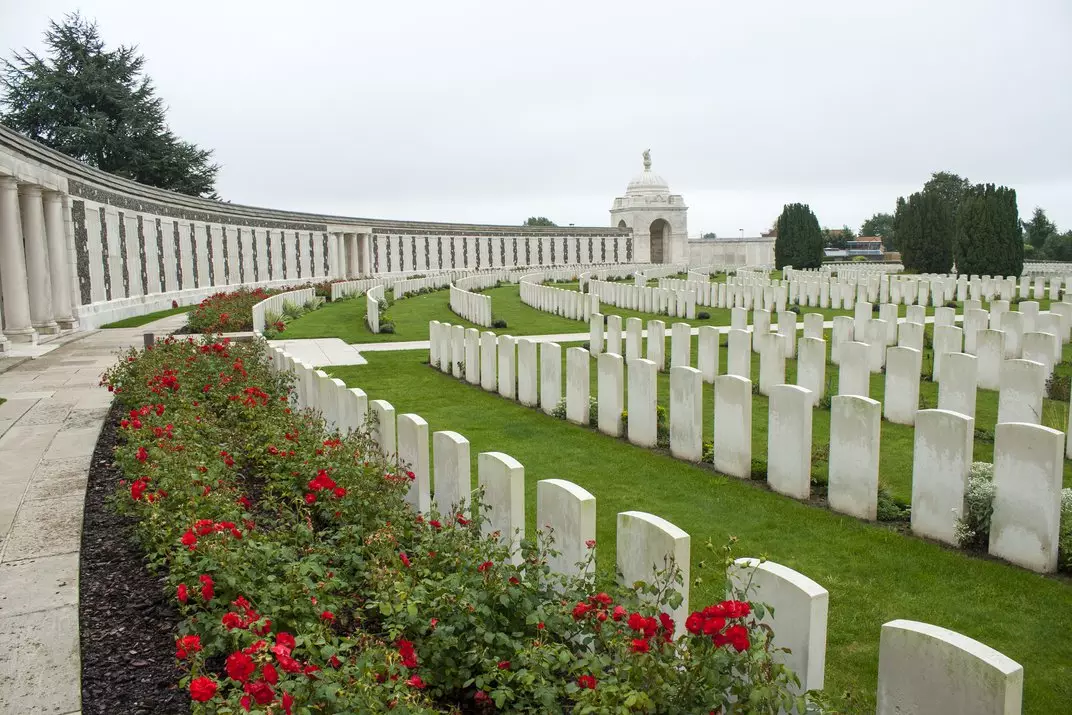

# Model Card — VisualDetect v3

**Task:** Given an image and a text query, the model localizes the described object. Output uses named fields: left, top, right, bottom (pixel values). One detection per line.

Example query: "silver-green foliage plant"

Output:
left=1060, top=488, right=1072, bottom=570
left=955, top=462, right=995, bottom=550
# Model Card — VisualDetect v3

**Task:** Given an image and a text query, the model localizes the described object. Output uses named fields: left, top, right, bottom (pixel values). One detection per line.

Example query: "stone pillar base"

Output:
left=33, top=321, right=61, bottom=336
left=4, top=328, right=38, bottom=344
left=56, top=318, right=79, bottom=330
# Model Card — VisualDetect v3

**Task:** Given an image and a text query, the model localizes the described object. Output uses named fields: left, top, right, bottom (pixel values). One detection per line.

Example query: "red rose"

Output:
left=135, top=446, right=149, bottom=462
left=612, top=605, right=627, bottom=622
left=177, top=584, right=188, bottom=604
left=199, top=574, right=214, bottom=602
left=585, top=539, right=596, bottom=549
left=577, top=674, right=597, bottom=690
left=226, top=651, right=256, bottom=682
left=703, top=616, right=726, bottom=636
left=304, top=493, right=316, bottom=505
left=407, top=675, right=426, bottom=689
left=223, top=612, right=244, bottom=630
left=590, top=592, right=612, bottom=606
left=245, top=679, right=274, bottom=705
left=176, top=635, right=201, bottom=660
left=262, top=663, right=279, bottom=685
left=398, top=639, right=418, bottom=668
left=277, top=654, right=302, bottom=674
left=329, top=655, right=342, bottom=668
left=276, top=632, right=296, bottom=652
left=720, top=600, right=751, bottom=619
left=477, top=561, right=493, bottom=572
left=572, top=602, right=591, bottom=620
left=630, top=638, right=650, bottom=654
left=475, top=690, right=491, bottom=704
left=181, top=530, right=197, bottom=549
left=320, top=610, right=335, bottom=622
left=685, top=612, right=704, bottom=635
left=627, top=612, right=645, bottom=632
left=189, top=676, right=217, bottom=702
left=333, top=487, right=346, bottom=499
left=282, top=692, right=294, bottom=715
left=725, top=624, right=750, bottom=652
left=497, top=660, right=510, bottom=670
left=399, top=552, right=411, bottom=568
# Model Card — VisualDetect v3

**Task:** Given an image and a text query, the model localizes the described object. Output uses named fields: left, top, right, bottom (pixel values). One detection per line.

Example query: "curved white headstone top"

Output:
left=877, top=619, right=1023, bottom=715
left=536, top=478, right=596, bottom=579
left=731, top=557, right=829, bottom=693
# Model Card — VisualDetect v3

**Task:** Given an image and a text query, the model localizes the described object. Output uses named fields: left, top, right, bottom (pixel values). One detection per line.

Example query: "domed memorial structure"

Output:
left=609, top=149, right=689, bottom=264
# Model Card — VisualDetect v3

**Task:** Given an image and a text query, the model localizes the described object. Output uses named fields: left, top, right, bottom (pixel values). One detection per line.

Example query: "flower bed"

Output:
left=100, top=337, right=807, bottom=713
left=186, top=288, right=276, bottom=333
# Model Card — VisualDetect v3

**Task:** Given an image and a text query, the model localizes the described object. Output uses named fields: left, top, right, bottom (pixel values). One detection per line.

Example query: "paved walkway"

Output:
left=0, top=313, right=186, bottom=715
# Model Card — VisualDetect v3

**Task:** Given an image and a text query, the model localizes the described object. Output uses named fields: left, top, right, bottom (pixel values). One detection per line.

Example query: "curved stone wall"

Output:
left=0, top=124, right=632, bottom=339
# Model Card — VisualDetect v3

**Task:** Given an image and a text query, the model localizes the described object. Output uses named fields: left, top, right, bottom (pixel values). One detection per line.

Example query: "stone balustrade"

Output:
left=272, top=340, right=1028, bottom=712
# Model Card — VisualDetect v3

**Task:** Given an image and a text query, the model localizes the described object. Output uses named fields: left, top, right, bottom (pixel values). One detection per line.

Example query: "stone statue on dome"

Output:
left=642, top=148, right=651, bottom=170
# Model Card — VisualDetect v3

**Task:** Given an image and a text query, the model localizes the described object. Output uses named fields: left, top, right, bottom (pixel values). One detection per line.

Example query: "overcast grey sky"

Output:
left=2, top=0, right=1070, bottom=236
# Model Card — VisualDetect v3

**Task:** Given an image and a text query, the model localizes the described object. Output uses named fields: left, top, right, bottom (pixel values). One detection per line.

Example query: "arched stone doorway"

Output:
left=649, top=219, right=669, bottom=263
left=617, top=219, right=627, bottom=229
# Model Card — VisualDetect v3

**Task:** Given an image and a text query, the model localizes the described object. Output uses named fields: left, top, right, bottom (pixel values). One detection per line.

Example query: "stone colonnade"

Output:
left=328, top=230, right=372, bottom=279
left=0, top=176, right=76, bottom=347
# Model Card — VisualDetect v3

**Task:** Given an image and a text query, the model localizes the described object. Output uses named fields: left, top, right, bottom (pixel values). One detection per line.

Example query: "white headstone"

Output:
left=478, top=451, right=525, bottom=563
left=618, top=511, right=691, bottom=633
left=997, top=359, right=1045, bottom=424
left=670, top=322, right=692, bottom=368
left=480, top=331, right=497, bottom=391
left=627, top=358, right=658, bottom=447
left=397, top=413, right=431, bottom=512
left=876, top=620, right=1023, bottom=715
left=713, top=374, right=752, bottom=479
left=669, top=366, right=703, bottom=461
left=938, top=352, right=978, bottom=419
left=516, top=338, right=538, bottom=406
left=989, top=422, right=1063, bottom=573
left=697, top=325, right=719, bottom=383
left=838, top=341, right=871, bottom=397
left=566, top=347, right=590, bottom=425
left=536, top=478, right=596, bottom=578
left=883, top=346, right=922, bottom=425
left=625, top=317, right=643, bottom=361
left=597, top=352, right=624, bottom=437
left=828, top=395, right=881, bottom=520
left=432, top=430, right=471, bottom=517
left=727, top=328, right=752, bottom=379
left=796, top=337, right=827, bottom=408
left=976, top=329, right=1005, bottom=391
left=497, top=335, right=516, bottom=400
left=767, top=384, right=813, bottom=499
left=370, top=398, right=396, bottom=456
left=911, top=409, right=974, bottom=545
left=731, top=558, right=829, bottom=694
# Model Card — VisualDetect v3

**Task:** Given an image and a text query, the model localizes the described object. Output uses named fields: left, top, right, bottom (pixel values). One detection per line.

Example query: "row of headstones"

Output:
left=518, top=277, right=598, bottom=322
left=393, top=272, right=455, bottom=298
left=588, top=278, right=701, bottom=318
left=416, top=326, right=1027, bottom=711
left=448, top=283, right=493, bottom=327
left=329, top=276, right=389, bottom=302
left=251, top=287, right=315, bottom=334
left=365, top=283, right=386, bottom=333
left=435, top=311, right=1067, bottom=576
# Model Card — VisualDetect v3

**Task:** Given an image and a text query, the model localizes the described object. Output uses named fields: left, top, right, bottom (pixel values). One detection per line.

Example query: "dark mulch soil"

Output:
left=79, top=400, right=190, bottom=715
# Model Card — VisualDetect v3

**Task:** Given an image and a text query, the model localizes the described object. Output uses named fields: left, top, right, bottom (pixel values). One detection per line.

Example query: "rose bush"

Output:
left=101, top=336, right=810, bottom=713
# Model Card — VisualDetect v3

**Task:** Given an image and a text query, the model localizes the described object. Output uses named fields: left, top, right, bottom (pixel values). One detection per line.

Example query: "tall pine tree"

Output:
left=955, top=184, right=1022, bottom=277
left=1, top=13, right=218, bottom=198
left=895, top=190, right=953, bottom=273
left=774, top=203, right=822, bottom=269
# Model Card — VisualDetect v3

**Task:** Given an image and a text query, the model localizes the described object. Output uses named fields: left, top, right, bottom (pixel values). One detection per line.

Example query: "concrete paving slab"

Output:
left=0, top=553, right=78, bottom=617
left=62, top=408, right=110, bottom=430
left=0, top=398, right=37, bottom=420
left=42, top=426, right=102, bottom=460
left=2, top=493, right=83, bottom=562
left=19, top=402, right=74, bottom=427
left=0, top=604, right=80, bottom=713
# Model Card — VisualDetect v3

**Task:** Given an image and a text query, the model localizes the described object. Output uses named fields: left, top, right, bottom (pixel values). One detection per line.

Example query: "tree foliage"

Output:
left=774, top=203, right=823, bottom=269
left=822, top=225, right=855, bottom=249
left=894, top=190, right=953, bottom=273
left=1022, top=207, right=1057, bottom=251
left=701, top=232, right=718, bottom=239
left=1043, top=231, right=1072, bottom=262
left=523, top=216, right=556, bottom=227
left=0, top=13, right=219, bottom=198
left=860, top=212, right=895, bottom=248
left=954, top=184, right=1022, bottom=276
left=922, top=171, right=971, bottom=225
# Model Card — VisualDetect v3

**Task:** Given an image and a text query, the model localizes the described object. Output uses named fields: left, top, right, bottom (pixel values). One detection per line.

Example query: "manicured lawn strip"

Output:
left=283, top=287, right=584, bottom=344
left=100, top=305, right=189, bottom=328
left=328, top=351, right=1072, bottom=714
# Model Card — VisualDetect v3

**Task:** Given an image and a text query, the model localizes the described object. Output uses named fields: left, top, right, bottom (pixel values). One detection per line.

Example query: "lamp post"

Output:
left=739, top=228, right=744, bottom=240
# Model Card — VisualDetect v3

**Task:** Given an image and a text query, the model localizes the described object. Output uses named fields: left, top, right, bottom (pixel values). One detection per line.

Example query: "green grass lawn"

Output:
left=100, top=305, right=190, bottom=328
left=283, top=287, right=584, bottom=344
left=327, top=350, right=1072, bottom=713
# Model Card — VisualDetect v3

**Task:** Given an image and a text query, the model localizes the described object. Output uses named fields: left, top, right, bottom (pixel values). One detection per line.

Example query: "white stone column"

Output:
left=19, top=185, right=58, bottom=334
left=0, top=176, right=36, bottom=342
left=43, top=191, right=75, bottom=328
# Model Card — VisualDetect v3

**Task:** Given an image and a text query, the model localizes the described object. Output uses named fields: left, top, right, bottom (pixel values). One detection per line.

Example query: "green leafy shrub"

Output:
left=552, top=398, right=568, bottom=419
left=187, top=287, right=273, bottom=333
left=697, top=311, right=711, bottom=320
left=379, top=321, right=396, bottom=334
left=588, top=396, right=598, bottom=425
left=1060, top=490, right=1072, bottom=570
left=750, top=458, right=767, bottom=481
left=100, top=337, right=810, bottom=713
left=876, top=485, right=910, bottom=522
left=954, top=462, right=996, bottom=549
left=1046, top=373, right=1070, bottom=402
left=491, top=319, right=508, bottom=329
